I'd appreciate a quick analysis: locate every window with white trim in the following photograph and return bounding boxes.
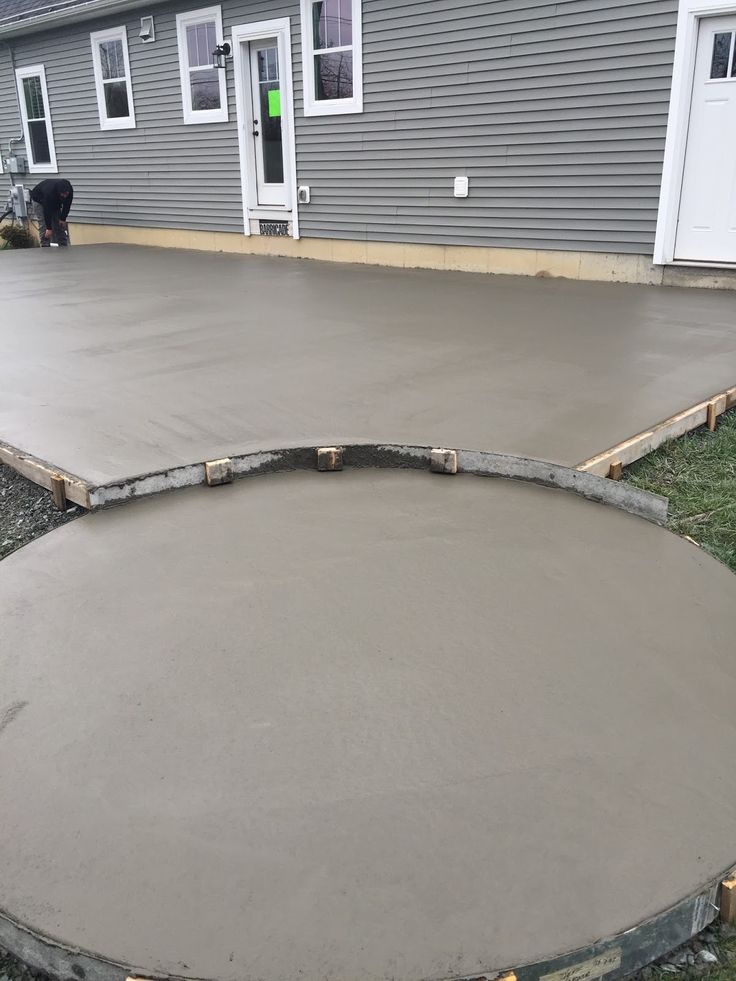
[301,0,363,116]
[176,5,228,124]
[90,26,136,129]
[15,65,57,173]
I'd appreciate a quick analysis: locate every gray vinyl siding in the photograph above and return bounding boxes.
[0,0,678,253]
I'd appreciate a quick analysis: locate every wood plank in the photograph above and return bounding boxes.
[609,460,623,481]
[578,385,736,478]
[0,441,90,509]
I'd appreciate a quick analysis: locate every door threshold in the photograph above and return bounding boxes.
[670,260,736,270]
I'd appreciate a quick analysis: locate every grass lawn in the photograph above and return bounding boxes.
[625,408,736,574]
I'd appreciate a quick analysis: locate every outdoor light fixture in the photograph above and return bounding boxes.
[213,42,231,69]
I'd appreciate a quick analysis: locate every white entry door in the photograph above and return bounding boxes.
[675,16,736,263]
[248,39,287,208]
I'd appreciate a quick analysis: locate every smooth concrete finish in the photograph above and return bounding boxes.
[2,470,736,981]
[1,245,736,486]
[68,222,736,290]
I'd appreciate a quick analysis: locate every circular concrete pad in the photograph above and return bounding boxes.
[2,471,736,981]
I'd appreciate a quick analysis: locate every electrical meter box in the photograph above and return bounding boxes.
[10,184,29,219]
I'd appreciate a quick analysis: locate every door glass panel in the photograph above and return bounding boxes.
[256,46,283,184]
[710,32,732,78]
[315,51,353,100]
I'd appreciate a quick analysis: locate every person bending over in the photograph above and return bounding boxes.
[31,178,73,247]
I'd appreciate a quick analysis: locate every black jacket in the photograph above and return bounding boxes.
[30,179,73,230]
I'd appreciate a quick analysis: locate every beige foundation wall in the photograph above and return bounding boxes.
[68,224,736,290]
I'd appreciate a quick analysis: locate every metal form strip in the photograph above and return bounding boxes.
[0,869,728,981]
[85,442,668,525]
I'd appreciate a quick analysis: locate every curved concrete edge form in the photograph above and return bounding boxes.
[87,443,668,526]
[0,870,728,981]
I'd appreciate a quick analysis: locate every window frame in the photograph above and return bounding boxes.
[90,25,136,130]
[176,5,229,125]
[706,28,736,81]
[15,64,58,174]
[300,0,363,116]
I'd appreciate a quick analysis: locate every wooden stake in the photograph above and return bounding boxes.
[608,460,623,481]
[50,474,67,511]
[317,447,343,471]
[430,448,458,474]
[205,458,233,486]
[721,878,736,924]
[707,400,718,432]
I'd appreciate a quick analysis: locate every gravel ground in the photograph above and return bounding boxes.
[1,462,734,981]
[0,462,82,561]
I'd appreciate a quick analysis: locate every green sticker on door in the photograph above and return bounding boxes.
[268,89,281,118]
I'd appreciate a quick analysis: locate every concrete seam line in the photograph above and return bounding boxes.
[86,443,668,525]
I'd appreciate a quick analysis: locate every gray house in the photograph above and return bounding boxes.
[0,0,735,285]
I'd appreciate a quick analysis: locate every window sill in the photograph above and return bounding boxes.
[99,118,136,131]
[182,108,229,125]
[303,98,363,117]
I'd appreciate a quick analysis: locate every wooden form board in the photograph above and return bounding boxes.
[0,440,90,509]
[578,386,736,478]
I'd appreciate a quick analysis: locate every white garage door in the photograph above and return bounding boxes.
[675,16,736,264]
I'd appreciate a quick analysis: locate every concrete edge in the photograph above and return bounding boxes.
[577,386,736,477]
[86,443,668,526]
[67,225,736,290]
[0,869,730,981]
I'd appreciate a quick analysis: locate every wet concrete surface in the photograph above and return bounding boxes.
[2,469,736,981]
[1,246,735,485]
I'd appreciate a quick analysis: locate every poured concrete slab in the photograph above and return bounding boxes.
[0,246,735,486]
[2,469,736,981]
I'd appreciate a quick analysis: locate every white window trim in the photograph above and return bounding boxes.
[90,25,136,130]
[654,0,736,265]
[176,5,228,124]
[15,64,58,174]
[300,0,363,116]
